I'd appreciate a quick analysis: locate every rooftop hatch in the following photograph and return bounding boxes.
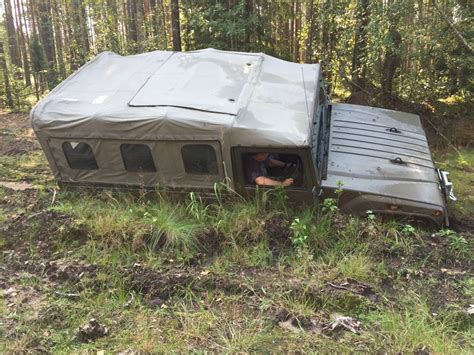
[128,50,262,115]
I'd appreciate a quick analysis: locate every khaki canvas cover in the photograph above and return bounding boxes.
[31,48,321,187]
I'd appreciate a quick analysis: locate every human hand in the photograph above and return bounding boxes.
[282,178,294,186]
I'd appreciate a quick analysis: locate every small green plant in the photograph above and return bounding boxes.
[438,229,468,256]
[401,224,416,236]
[290,218,309,253]
[186,192,209,223]
[321,181,344,215]
[366,210,376,223]
[321,198,338,214]
[335,180,345,195]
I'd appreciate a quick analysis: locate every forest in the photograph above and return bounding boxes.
[1,0,473,353]
[0,0,472,111]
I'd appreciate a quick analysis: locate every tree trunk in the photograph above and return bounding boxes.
[321,0,330,59]
[127,0,139,51]
[14,0,32,86]
[106,0,121,53]
[80,3,90,54]
[293,0,300,62]
[37,0,56,64]
[159,0,168,48]
[136,0,145,51]
[328,1,336,93]
[30,33,45,98]
[245,0,253,49]
[288,9,293,60]
[170,0,181,51]
[351,0,370,95]
[51,0,66,78]
[4,0,22,67]
[381,2,402,95]
[321,0,334,92]
[37,0,57,88]
[0,42,14,107]
[70,0,90,67]
[28,0,39,35]
[304,0,314,63]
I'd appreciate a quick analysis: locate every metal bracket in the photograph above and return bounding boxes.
[387,127,402,134]
[437,169,457,201]
[390,157,407,165]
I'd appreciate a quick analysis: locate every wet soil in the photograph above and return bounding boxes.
[265,216,292,253]
[0,111,40,154]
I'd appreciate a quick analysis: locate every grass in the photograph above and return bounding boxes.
[0,151,51,184]
[335,253,374,281]
[434,149,474,220]
[366,297,472,353]
[1,129,473,352]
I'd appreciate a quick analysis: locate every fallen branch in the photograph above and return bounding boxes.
[423,116,461,155]
[51,188,57,206]
[54,291,80,299]
[328,282,353,292]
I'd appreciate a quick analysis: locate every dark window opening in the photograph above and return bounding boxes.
[181,144,218,174]
[120,144,156,172]
[242,153,305,187]
[62,142,98,170]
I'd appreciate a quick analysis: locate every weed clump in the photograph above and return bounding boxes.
[144,202,202,255]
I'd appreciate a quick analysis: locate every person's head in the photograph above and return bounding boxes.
[253,153,269,161]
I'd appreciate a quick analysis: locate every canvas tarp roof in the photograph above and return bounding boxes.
[31,48,321,147]
[30,49,321,187]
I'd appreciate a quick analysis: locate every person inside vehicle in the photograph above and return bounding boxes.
[244,153,295,186]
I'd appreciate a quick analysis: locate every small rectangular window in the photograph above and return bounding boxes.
[242,153,305,188]
[63,142,98,170]
[120,144,156,172]
[181,144,218,174]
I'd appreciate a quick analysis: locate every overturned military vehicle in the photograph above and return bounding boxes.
[31,48,455,225]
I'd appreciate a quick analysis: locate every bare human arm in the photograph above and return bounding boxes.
[268,158,287,168]
[255,176,294,187]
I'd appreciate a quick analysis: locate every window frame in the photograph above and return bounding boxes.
[120,143,157,173]
[62,141,98,170]
[181,144,219,175]
[231,146,317,193]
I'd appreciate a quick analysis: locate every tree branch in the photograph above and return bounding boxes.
[431,0,473,54]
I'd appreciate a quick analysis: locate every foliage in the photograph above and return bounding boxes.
[144,202,202,255]
[322,198,338,214]
[438,229,470,257]
[290,217,310,253]
[29,34,46,74]
[1,0,473,111]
